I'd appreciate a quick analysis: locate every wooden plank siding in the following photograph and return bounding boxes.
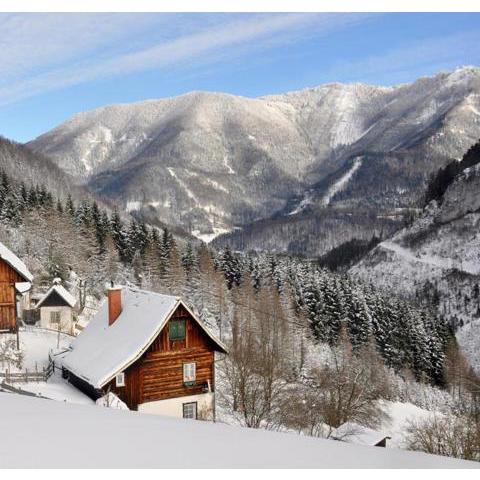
[0,259,23,331]
[106,304,218,410]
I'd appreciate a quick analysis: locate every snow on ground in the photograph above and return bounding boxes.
[9,375,93,405]
[223,155,235,174]
[126,200,142,212]
[0,393,475,468]
[456,318,480,374]
[0,327,72,373]
[288,190,314,216]
[192,226,232,243]
[167,167,199,203]
[0,327,92,404]
[321,156,363,206]
[380,401,436,449]
[380,240,479,275]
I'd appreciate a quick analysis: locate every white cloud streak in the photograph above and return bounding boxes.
[0,13,372,106]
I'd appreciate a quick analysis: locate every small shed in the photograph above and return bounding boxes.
[36,280,77,334]
[332,422,391,447]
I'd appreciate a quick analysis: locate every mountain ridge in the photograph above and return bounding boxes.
[28,66,480,253]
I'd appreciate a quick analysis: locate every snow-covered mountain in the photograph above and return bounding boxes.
[0,136,97,205]
[29,67,480,250]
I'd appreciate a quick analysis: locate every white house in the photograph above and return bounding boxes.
[36,280,77,334]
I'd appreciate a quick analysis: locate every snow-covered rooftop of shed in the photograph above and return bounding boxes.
[332,422,390,446]
[62,286,226,388]
[0,393,475,468]
[15,282,31,294]
[0,242,33,282]
[36,284,77,308]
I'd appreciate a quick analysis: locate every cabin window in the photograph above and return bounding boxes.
[183,402,197,419]
[115,372,125,387]
[169,319,186,341]
[183,362,196,386]
[50,311,61,324]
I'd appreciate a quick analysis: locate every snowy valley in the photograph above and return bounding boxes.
[0,65,480,468]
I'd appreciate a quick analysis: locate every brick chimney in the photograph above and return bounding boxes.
[108,285,122,326]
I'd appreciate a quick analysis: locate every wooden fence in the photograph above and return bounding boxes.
[0,359,54,384]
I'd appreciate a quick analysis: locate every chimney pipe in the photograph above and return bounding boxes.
[108,286,122,326]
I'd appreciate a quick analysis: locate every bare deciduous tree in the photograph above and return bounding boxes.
[406,414,480,462]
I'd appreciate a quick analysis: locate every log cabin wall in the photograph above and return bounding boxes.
[107,304,217,410]
[0,259,22,331]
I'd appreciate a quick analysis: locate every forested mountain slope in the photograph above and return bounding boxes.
[28,67,480,255]
[0,136,94,204]
[351,141,480,370]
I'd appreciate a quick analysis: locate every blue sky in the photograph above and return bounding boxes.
[1,12,479,143]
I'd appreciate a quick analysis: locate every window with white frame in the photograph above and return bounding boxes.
[50,311,61,324]
[115,372,125,387]
[183,402,197,419]
[183,362,196,385]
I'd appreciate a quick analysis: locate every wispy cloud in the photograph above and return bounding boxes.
[0,13,373,106]
[322,30,480,85]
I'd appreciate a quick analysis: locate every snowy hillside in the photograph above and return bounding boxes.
[351,161,480,368]
[0,393,476,468]
[28,67,480,251]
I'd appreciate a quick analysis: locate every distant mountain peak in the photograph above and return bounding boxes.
[28,67,480,252]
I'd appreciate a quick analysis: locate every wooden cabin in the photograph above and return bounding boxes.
[0,242,33,332]
[36,279,77,334]
[62,286,227,420]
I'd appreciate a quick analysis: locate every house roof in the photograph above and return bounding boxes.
[0,242,33,282]
[62,286,227,389]
[332,422,390,446]
[36,284,77,309]
[15,282,32,294]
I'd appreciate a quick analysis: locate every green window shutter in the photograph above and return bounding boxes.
[169,319,186,341]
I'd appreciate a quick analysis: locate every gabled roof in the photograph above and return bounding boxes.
[36,284,77,309]
[62,287,227,389]
[0,242,33,282]
[332,422,390,446]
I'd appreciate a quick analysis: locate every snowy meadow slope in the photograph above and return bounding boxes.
[0,393,476,468]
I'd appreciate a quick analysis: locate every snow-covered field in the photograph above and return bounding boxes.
[1,327,71,372]
[0,393,475,468]
[0,327,92,404]
[7,375,94,405]
[380,401,436,449]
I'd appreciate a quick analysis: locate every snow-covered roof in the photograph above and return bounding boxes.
[62,286,227,388]
[15,282,32,294]
[36,284,77,309]
[332,422,390,446]
[0,242,33,282]
[0,393,475,468]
